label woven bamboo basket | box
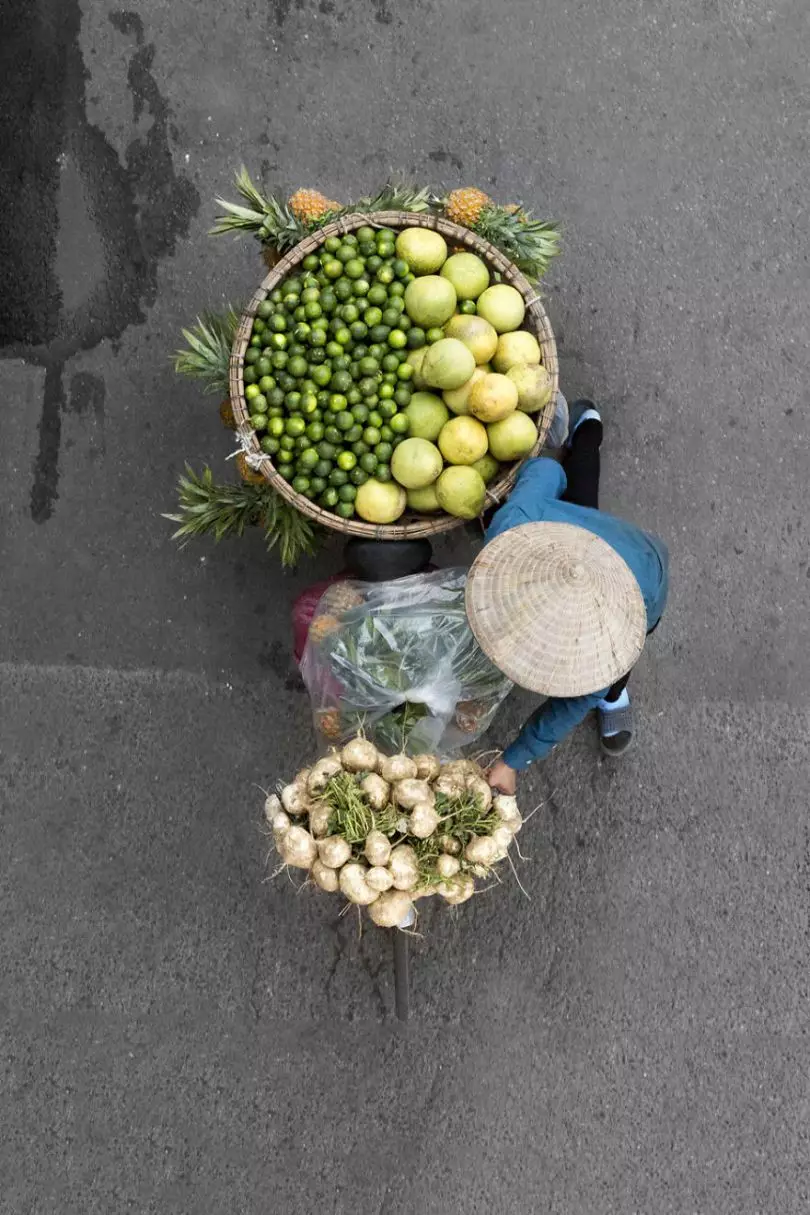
[230,211,559,539]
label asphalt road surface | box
[2,1,809,1211]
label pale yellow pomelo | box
[435,466,487,519]
[472,453,500,485]
[406,484,441,513]
[440,252,490,299]
[438,416,489,465]
[492,330,541,373]
[390,438,443,489]
[476,284,525,333]
[507,363,554,413]
[395,228,448,274]
[355,479,407,523]
[486,411,538,462]
[405,346,429,389]
[405,392,449,440]
[469,372,519,423]
[404,276,457,328]
[444,314,498,364]
[421,338,476,390]
[443,366,487,416]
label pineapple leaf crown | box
[173,304,241,394]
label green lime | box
[287,355,308,378]
[285,391,302,411]
[301,394,319,415]
[356,226,376,243]
[309,476,326,495]
[320,290,337,314]
[249,334,262,347]
[277,372,295,392]
[293,305,306,322]
[347,388,362,406]
[295,436,312,453]
[324,426,342,446]
[330,370,352,394]
[333,244,353,264]
[337,450,357,471]
[320,486,340,508]
[257,300,273,319]
[377,398,397,419]
[243,367,258,384]
[323,259,343,279]
[287,342,306,359]
[285,416,306,437]
[328,392,347,411]
[335,328,352,346]
[345,424,363,443]
[426,327,444,344]
[352,402,370,423]
[393,258,410,278]
[245,348,261,365]
[344,258,365,279]
[394,385,412,407]
[379,425,393,442]
[279,435,295,452]
[336,411,354,431]
[381,308,400,328]
[338,483,357,502]
[325,341,343,359]
[367,284,388,307]
[299,447,320,471]
[396,362,414,381]
[317,441,337,461]
[271,351,288,370]
[377,240,396,259]
[398,316,412,332]
[268,416,285,437]
[376,463,392,482]
[357,356,377,376]
[251,394,269,413]
[304,301,322,320]
[388,329,407,349]
[350,321,368,341]
[306,421,325,441]
[270,314,288,332]
[364,306,383,328]
[376,265,395,285]
[276,448,293,465]
[359,452,378,474]
[388,280,405,297]
[270,289,283,303]
[303,253,319,271]
[352,279,370,297]
[245,383,260,401]
[336,501,355,519]
[328,468,348,487]
[267,388,285,408]
[367,254,383,272]
[389,412,409,435]
[260,436,279,455]
[362,426,381,446]
[323,236,341,253]
[368,344,386,362]
[334,278,353,300]
[375,441,393,463]
[309,330,327,348]
[368,409,384,428]
[340,302,359,323]
[312,365,331,387]
[258,376,275,394]
[250,413,268,430]
[255,358,272,379]
[301,287,319,304]
[314,459,332,480]
[292,475,310,494]
[369,325,390,344]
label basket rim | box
[229,210,559,540]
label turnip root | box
[264,793,283,825]
[413,884,437,899]
[270,809,291,848]
[393,778,434,810]
[307,755,343,796]
[308,800,332,839]
[389,844,419,891]
[395,816,410,835]
[339,862,379,905]
[442,759,482,780]
[436,853,461,879]
[464,835,499,867]
[311,858,339,892]
[360,772,390,811]
[369,889,414,927]
[408,802,439,839]
[493,794,522,832]
[491,825,514,858]
[366,865,394,892]
[439,834,462,855]
[465,775,492,811]
[439,873,475,905]
[380,754,418,784]
[278,825,317,870]
[434,773,467,800]
[281,782,309,816]
[413,753,441,782]
[364,830,391,867]
[317,835,352,869]
[340,738,380,773]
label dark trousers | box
[563,421,637,703]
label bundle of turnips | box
[263,736,524,928]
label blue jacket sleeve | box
[503,689,607,769]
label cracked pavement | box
[2,0,810,1210]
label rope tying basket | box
[229,211,559,539]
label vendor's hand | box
[487,760,516,796]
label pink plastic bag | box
[291,574,350,665]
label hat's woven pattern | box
[465,522,647,696]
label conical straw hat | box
[466,522,647,696]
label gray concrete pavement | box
[2,0,809,1210]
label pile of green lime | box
[242,225,421,521]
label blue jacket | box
[485,458,669,770]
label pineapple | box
[288,188,340,224]
[173,306,239,396]
[308,614,341,642]
[236,452,266,485]
[445,187,493,227]
[321,582,365,614]
[317,708,343,740]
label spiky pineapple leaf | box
[164,465,320,568]
[353,180,435,215]
[173,305,240,394]
[210,166,309,250]
[474,205,561,281]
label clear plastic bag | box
[299,569,513,756]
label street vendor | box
[465,401,669,794]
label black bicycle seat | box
[343,537,433,582]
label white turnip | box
[493,794,522,832]
[380,754,418,784]
[369,889,414,927]
[307,755,343,796]
[317,835,352,869]
[340,738,380,773]
[491,825,513,857]
[439,873,475,905]
[465,774,492,811]
[307,801,332,838]
[408,802,439,839]
[439,834,462,855]
[278,825,317,870]
[364,830,391,867]
[281,782,308,816]
[366,865,394,892]
[436,853,461,879]
[464,835,499,866]
[393,778,434,810]
[264,793,283,825]
[311,858,339,892]
[360,772,390,811]
[389,844,419,891]
[339,862,379,905]
[413,753,441,782]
